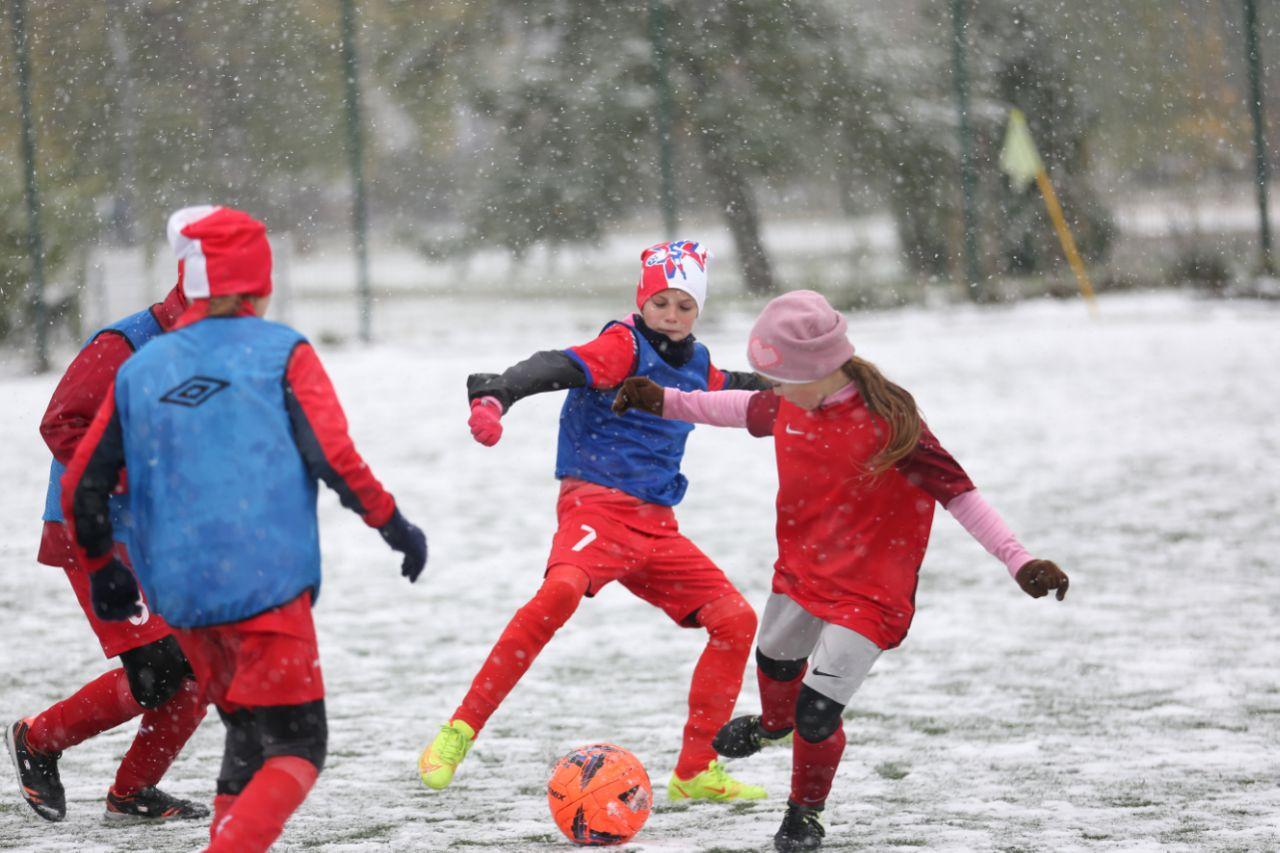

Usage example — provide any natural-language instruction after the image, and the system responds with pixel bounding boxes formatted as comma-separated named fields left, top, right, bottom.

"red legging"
left=26, top=668, right=206, bottom=796
left=758, top=662, right=847, bottom=808
left=452, top=565, right=756, bottom=778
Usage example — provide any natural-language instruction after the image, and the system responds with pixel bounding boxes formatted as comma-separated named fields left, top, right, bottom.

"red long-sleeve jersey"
left=38, top=287, right=186, bottom=567
left=746, top=390, right=974, bottom=649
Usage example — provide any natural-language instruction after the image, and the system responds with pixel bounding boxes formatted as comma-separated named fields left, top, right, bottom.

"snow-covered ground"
left=1, top=290, right=1278, bottom=852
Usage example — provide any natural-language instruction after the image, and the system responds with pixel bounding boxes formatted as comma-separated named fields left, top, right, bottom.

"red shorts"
left=173, top=593, right=324, bottom=714
left=40, top=521, right=174, bottom=659
left=546, top=479, right=737, bottom=626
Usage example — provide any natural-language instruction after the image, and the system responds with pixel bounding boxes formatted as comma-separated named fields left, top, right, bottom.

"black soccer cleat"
left=6, top=719, right=66, bottom=822
left=712, top=714, right=794, bottom=759
left=105, top=786, right=210, bottom=821
left=774, top=801, right=825, bottom=852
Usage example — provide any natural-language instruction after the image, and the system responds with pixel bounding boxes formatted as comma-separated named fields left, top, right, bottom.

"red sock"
left=452, top=567, right=587, bottom=733
left=758, top=661, right=807, bottom=735
left=790, top=722, right=845, bottom=808
left=675, top=594, right=756, bottom=779
left=26, top=669, right=142, bottom=754
left=205, top=756, right=317, bottom=853
left=210, top=794, right=237, bottom=844
left=112, top=678, right=207, bottom=795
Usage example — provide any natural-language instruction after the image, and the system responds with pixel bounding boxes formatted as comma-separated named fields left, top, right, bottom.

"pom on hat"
left=167, top=206, right=272, bottom=300
left=636, top=240, right=709, bottom=313
left=747, top=290, right=855, bottom=383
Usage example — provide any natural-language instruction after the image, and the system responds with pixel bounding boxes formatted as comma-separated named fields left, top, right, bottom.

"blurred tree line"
left=2, top=0, right=1274, bottom=336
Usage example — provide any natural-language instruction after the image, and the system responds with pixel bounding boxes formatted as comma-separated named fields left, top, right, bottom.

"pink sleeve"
left=662, top=387, right=753, bottom=429
left=946, top=489, right=1034, bottom=579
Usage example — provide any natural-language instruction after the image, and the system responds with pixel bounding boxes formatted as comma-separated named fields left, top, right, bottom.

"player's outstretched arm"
left=284, top=341, right=426, bottom=582
left=900, top=427, right=1070, bottom=603
left=613, top=377, right=763, bottom=432
left=718, top=370, right=771, bottom=392
left=464, top=324, right=639, bottom=446
left=466, top=350, right=588, bottom=412
left=465, top=351, right=589, bottom=447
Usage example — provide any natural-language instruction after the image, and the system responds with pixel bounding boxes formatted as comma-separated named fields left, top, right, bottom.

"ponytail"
left=840, top=357, right=922, bottom=475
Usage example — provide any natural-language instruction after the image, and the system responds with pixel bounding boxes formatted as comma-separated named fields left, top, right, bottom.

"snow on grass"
left=1, top=291, right=1278, bottom=851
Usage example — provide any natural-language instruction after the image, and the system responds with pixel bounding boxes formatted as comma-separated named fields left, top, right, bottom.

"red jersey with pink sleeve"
left=565, top=322, right=729, bottom=390
left=748, top=390, right=974, bottom=649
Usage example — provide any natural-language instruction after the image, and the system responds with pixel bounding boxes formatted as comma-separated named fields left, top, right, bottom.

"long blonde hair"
left=841, top=356, right=922, bottom=474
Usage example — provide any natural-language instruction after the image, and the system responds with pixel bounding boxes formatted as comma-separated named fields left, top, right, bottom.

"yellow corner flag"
left=1000, top=108, right=1098, bottom=316
left=999, top=109, right=1044, bottom=192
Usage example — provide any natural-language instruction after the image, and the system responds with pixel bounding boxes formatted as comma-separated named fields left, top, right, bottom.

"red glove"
left=468, top=397, right=504, bottom=446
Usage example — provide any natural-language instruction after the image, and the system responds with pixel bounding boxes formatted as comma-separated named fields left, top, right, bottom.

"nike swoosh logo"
left=784, top=425, right=805, bottom=435
left=811, top=668, right=841, bottom=678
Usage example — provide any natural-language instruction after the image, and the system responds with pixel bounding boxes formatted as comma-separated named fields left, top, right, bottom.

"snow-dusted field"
left=1, top=290, right=1278, bottom=852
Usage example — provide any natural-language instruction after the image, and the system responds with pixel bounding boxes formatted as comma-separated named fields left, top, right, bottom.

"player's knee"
left=698, top=594, right=757, bottom=650
left=256, top=700, right=328, bottom=773
left=794, top=684, right=844, bottom=743
left=534, top=566, right=589, bottom=629
left=756, top=648, right=806, bottom=682
left=217, top=708, right=262, bottom=795
left=119, top=635, right=193, bottom=709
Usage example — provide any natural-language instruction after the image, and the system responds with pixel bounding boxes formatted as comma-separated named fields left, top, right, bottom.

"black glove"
left=89, top=558, right=143, bottom=621
left=378, top=508, right=427, bottom=583
left=1015, top=559, right=1069, bottom=601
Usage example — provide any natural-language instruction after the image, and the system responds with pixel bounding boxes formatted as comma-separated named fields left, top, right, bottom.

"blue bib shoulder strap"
left=43, top=306, right=167, bottom=526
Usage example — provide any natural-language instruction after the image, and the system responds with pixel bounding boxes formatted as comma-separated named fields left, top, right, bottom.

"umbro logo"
left=160, top=376, right=230, bottom=408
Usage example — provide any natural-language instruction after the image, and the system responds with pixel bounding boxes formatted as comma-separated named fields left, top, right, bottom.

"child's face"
left=761, top=367, right=852, bottom=411
left=640, top=289, right=698, bottom=341
left=769, top=379, right=829, bottom=411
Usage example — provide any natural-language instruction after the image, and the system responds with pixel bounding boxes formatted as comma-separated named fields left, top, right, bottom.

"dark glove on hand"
left=1016, top=559, right=1069, bottom=601
left=379, top=508, right=427, bottom=583
left=90, top=558, right=142, bottom=621
left=612, top=376, right=665, bottom=416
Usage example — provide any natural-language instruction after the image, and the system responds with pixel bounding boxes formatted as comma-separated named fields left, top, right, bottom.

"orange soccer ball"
left=547, top=743, right=652, bottom=846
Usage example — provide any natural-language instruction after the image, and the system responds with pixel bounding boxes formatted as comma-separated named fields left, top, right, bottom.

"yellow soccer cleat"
left=667, top=759, right=767, bottom=802
left=418, top=720, right=476, bottom=790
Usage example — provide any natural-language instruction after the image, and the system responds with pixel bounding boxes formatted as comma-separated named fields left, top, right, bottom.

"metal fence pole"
left=950, top=0, right=983, bottom=299
left=7, top=0, right=49, bottom=371
left=340, top=0, right=372, bottom=342
left=650, top=0, right=678, bottom=238
left=1244, top=0, right=1275, bottom=274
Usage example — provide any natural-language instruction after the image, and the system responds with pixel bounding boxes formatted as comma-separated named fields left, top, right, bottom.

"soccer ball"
left=547, top=743, right=651, bottom=846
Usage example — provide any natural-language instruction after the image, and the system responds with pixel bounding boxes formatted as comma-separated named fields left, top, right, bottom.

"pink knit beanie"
left=747, top=290, right=855, bottom=383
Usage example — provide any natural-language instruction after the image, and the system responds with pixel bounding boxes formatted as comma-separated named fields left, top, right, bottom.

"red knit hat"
left=167, top=206, right=272, bottom=300
left=747, top=290, right=855, bottom=383
left=636, top=240, right=709, bottom=313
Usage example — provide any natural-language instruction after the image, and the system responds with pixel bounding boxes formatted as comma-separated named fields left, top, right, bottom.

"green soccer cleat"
left=667, top=759, right=767, bottom=802
left=418, top=720, right=476, bottom=790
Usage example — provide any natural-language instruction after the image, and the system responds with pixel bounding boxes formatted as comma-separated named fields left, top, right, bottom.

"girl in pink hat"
left=418, top=240, right=774, bottom=815
left=613, top=289, right=1069, bottom=852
